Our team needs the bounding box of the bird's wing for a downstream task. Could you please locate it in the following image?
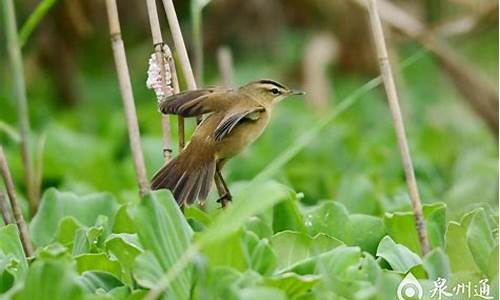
[214,106,265,141]
[159,87,234,117]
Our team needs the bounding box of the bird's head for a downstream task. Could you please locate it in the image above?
[240,79,304,104]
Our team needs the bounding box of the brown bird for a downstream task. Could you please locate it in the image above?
[151,79,304,207]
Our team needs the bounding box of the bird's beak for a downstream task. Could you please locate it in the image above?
[289,89,305,96]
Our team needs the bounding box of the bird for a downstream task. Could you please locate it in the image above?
[150,79,304,207]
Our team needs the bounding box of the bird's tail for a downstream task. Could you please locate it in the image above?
[151,140,216,206]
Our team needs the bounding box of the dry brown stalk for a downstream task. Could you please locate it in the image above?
[2,0,37,216]
[217,46,235,87]
[367,0,430,255]
[0,146,33,256]
[145,0,174,160]
[105,0,149,198]
[161,0,197,91]
[0,190,13,225]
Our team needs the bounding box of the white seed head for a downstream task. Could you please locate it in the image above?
[146,50,174,103]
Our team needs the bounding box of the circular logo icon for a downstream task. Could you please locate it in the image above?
[397,273,423,300]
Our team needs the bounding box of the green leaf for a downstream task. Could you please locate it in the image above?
[236,287,287,300]
[131,190,193,299]
[13,260,84,300]
[0,225,28,280]
[132,251,164,289]
[75,253,122,280]
[55,217,83,246]
[242,231,277,275]
[262,273,321,300]
[336,174,381,215]
[198,181,292,247]
[111,205,136,234]
[423,248,450,280]
[445,221,480,274]
[272,194,306,233]
[245,216,273,239]
[105,233,142,286]
[304,201,385,254]
[376,236,422,274]
[30,188,118,247]
[271,230,342,271]
[466,208,496,276]
[383,202,446,255]
[0,252,16,293]
[201,229,247,272]
[79,271,124,293]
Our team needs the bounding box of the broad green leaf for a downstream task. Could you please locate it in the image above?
[245,216,273,239]
[236,287,287,300]
[445,221,480,274]
[105,233,142,286]
[13,260,84,300]
[383,202,446,256]
[271,230,342,271]
[304,201,349,240]
[0,225,28,280]
[30,188,118,247]
[272,194,306,233]
[315,246,378,299]
[132,251,165,289]
[79,271,124,293]
[423,248,450,280]
[466,208,496,276]
[111,205,136,234]
[0,252,16,293]
[131,190,193,300]
[262,273,321,300]
[75,253,122,280]
[376,236,422,274]
[487,245,499,280]
[198,181,292,247]
[347,214,386,254]
[242,231,277,275]
[304,201,385,254]
[55,217,83,246]
[201,229,247,272]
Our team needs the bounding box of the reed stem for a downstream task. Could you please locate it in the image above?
[367,0,429,255]
[105,0,149,198]
[145,0,174,160]
[0,146,33,257]
[2,0,37,216]
[217,46,235,87]
[0,190,13,225]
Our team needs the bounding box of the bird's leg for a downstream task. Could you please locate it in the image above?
[214,162,231,208]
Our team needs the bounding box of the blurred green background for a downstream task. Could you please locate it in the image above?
[0,0,498,219]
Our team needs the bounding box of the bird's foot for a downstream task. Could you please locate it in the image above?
[216,193,232,208]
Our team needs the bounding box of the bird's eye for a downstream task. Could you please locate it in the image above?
[271,88,280,95]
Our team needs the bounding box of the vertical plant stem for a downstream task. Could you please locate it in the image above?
[217,46,235,87]
[191,2,204,85]
[105,0,149,198]
[167,58,185,149]
[162,0,195,146]
[145,0,174,160]
[2,0,37,216]
[0,190,13,225]
[367,0,429,255]
[161,0,197,90]
[0,146,33,257]
[161,0,227,205]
